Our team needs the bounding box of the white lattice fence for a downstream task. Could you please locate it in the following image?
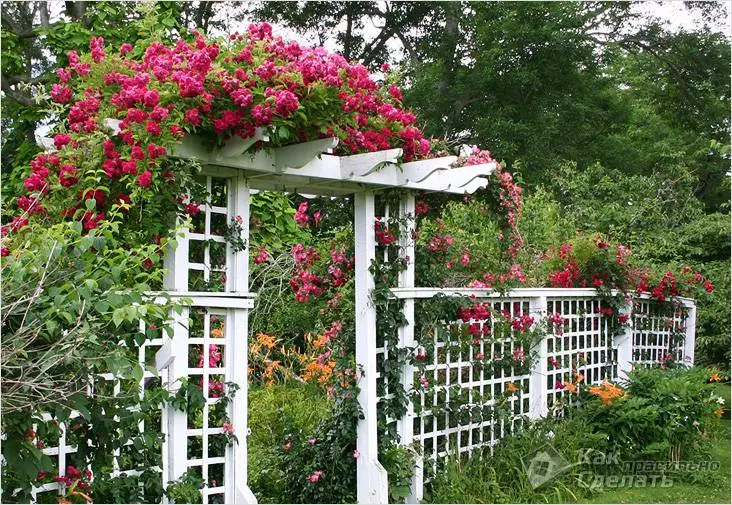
[631,298,693,367]
[408,297,534,480]
[27,323,166,503]
[544,296,618,414]
[372,288,697,502]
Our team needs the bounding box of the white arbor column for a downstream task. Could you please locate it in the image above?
[683,301,696,366]
[227,174,256,504]
[396,193,422,503]
[616,298,634,381]
[354,190,389,504]
[162,222,190,489]
[528,296,548,419]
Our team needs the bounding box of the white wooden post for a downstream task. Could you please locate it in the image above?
[162,223,190,489]
[396,193,422,504]
[616,298,634,381]
[354,190,389,504]
[683,301,696,366]
[226,174,256,504]
[528,296,548,419]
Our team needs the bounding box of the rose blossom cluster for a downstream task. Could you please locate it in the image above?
[193,343,226,397]
[289,243,354,303]
[3,23,431,253]
[545,239,714,301]
[454,148,524,257]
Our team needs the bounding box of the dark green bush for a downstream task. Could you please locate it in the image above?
[248,384,331,503]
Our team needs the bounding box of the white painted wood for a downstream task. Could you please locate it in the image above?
[171,137,493,195]
[399,157,458,183]
[166,306,190,486]
[148,293,255,309]
[227,307,255,503]
[528,296,548,419]
[155,340,174,371]
[273,137,338,169]
[388,287,608,299]
[354,190,389,504]
[395,193,423,504]
[683,302,696,366]
[163,224,189,292]
[229,175,251,292]
[341,149,402,177]
[215,129,265,159]
[226,173,256,503]
[616,299,634,381]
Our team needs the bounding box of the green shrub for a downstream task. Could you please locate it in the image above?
[248,384,331,503]
[573,367,722,469]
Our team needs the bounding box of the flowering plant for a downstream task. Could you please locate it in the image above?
[2,22,434,257]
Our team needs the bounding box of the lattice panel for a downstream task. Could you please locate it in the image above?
[188,176,230,292]
[379,298,533,480]
[545,297,616,414]
[184,308,230,504]
[631,299,687,367]
[29,323,165,503]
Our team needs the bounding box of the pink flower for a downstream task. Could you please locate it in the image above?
[137,170,153,188]
[56,68,71,82]
[53,134,72,150]
[254,245,270,264]
[294,201,309,227]
[353,449,360,459]
[307,470,324,483]
[388,85,403,102]
[461,249,471,266]
[146,121,161,136]
[184,108,201,126]
[703,280,714,293]
[51,84,72,103]
[90,36,106,63]
[512,347,525,363]
[120,43,133,56]
[222,422,234,435]
[143,89,160,108]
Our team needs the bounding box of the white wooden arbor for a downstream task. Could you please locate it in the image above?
[160,133,497,504]
[28,129,698,504]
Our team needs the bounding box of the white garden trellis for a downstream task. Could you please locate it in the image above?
[161,134,498,504]
[28,134,697,504]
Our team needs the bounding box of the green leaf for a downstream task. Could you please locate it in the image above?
[112,307,126,327]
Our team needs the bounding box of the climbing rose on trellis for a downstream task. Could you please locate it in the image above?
[3,22,433,252]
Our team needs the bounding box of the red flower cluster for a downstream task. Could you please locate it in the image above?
[545,238,714,302]
[374,220,397,246]
[4,23,431,252]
